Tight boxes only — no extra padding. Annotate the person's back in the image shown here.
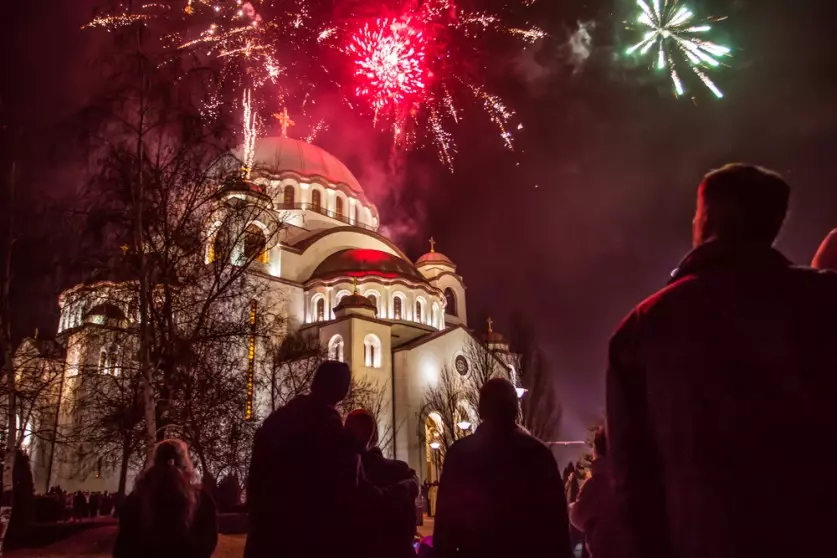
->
[434,378,571,558]
[113,440,217,558]
[245,361,362,558]
[607,164,837,558]
[569,428,629,558]
[346,409,420,558]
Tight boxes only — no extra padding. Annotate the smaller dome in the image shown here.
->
[334,293,377,313]
[416,251,455,268]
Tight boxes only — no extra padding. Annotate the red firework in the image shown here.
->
[346,17,428,116]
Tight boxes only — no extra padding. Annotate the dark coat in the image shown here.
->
[245,394,407,558]
[433,423,572,558]
[113,487,217,558]
[607,241,837,558]
[361,447,420,558]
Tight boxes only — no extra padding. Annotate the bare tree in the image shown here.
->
[508,312,562,443]
[0,157,18,554]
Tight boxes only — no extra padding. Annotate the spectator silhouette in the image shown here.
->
[569,427,628,558]
[345,408,419,558]
[113,439,217,558]
[245,360,406,558]
[607,163,837,558]
[433,377,572,558]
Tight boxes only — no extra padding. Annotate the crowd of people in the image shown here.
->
[112,163,837,557]
[39,486,117,522]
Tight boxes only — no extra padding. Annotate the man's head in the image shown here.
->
[345,409,378,450]
[310,360,351,406]
[478,378,519,426]
[693,164,790,248]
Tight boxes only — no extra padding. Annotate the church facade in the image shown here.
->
[18,136,515,493]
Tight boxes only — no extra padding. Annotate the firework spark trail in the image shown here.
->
[242,89,258,177]
[626,0,730,98]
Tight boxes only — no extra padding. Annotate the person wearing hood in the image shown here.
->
[569,427,628,558]
[345,409,419,558]
[433,378,572,558]
[607,164,837,558]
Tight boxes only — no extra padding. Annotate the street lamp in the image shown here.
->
[456,420,472,431]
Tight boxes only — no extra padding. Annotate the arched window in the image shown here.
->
[211,227,231,264]
[243,224,268,264]
[364,334,382,368]
[444,288,457,316]
[366,293,378,316]
[311,189,322,211]
[393,296,403,320]
[432,302,441,329]
[335,197,344,217]
[352,203,359,224]
[415,300,422,324]
[328,335,345,362]
[316,297,325,322]
[282,185,295,208]
[99,344,121,375]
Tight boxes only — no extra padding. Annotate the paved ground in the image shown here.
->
[6,517,435,557]
[5,526,245,558]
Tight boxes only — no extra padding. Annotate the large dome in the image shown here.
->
[309,249,426,283]
[248,136,364,194]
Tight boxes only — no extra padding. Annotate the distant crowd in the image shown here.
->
[111,163,837,558]
[40,486,117,522]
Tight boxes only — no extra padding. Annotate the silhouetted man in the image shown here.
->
[433,378,572,558]
[345,409,419,558]
[245,361,368,558]
[607,164,837,558]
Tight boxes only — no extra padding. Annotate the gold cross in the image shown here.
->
[272,107,295,138]
[486,316,494,334]
[429,237,436,253]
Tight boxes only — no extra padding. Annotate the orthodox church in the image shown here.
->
[18,131,515,493]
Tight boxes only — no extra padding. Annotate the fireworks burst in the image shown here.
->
[84,0,542,170]
[626,0,731,98]
[347,18,427,119]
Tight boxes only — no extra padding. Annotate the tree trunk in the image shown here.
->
[117,436,131,498]
[0,162,18,556]
[132,26,156,465]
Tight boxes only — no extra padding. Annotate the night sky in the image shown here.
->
[3,0,837,447]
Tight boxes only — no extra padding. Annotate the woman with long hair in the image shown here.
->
[113,439,217,558]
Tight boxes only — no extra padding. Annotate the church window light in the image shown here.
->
[444,289,457,316]
[243,224,268,264]
[328,335,345,362]
[316,297,325,322]
[393,296,403,320]
[311,189,322,211]
[364,334,382,368]
[415,301,422,324]
[283,185,295,208]
[335,196,344,217]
